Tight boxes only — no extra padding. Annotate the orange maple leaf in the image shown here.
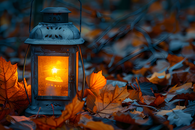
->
[0,57,31,110]
[86,84,129,117]
[33,95,84,129]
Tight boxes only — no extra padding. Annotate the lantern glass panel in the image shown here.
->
[38,56,69,96]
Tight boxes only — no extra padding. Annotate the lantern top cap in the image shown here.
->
[41,7,71,13]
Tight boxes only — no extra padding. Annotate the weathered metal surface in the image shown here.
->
[25,45,78,116]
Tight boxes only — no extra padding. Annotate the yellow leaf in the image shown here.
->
[0,57,31,110]
[78,114,114,130]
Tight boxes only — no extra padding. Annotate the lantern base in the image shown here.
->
[24,101,67,117]
[25,107,63,117]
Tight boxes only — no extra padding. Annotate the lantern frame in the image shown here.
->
[24,0,85,116]
[25,45,79,116]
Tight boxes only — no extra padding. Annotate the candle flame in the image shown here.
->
[52,68,57,74]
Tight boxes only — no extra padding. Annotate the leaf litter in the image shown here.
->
[1,0,195,129]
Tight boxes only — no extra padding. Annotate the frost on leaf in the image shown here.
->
[166,110,192,127]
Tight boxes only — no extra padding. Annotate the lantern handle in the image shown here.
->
[29,0,34,33]
[29,0,82,35]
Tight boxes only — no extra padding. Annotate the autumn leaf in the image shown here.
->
[128,80,144,103]
[78,114,114,130]
[113,111,136,124]
[170,93,195,105]
[86,70,107,97]
[149,94,165,107]
[32,95,84,129]
[167,54,184,67]
[0,57,31,110]
[86,85,129,117]
[166,110,193,127]
[128,89,144,103]
[79,71,107,98]
[156,105,186,116]
[147,71,170,85]
[168,82,192,93]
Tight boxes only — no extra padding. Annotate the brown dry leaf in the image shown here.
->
[128,79,145,103]
[113,111,136,124]
[33,95,84,129]
[167,54,184,67]
[151,13,180,36]
[170,93,195,105]
[193,84,195,92]
[0,57,31,110]
[171,71,195,85]
[84,29,102,42]
[151,60,170,73]
[148,1,163,13]
[132,67,150,76]
[147,71,170,85]
[128,89,144,103]
[78,114,114,130]
[169,82,192,93]
[0,124,12,130]
[156,105,186,116]
[181,44,195,58]
[91,85,129,117]
[149,94,165,107]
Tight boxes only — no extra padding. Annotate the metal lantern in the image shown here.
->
[24,2,84,116]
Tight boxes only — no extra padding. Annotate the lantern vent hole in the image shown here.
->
[59,27,62,30]
[55,35,58,38]
[47,27,49,29]
[45,35,48,37]
[53,17,56,21]
[49,35,52,38]
[59,35,62,38]
[55,27,58,30]
[50,27,53,29]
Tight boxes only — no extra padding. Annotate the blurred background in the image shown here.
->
[1,0,195,86]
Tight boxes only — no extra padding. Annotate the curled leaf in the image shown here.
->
[85,71,107,97]
[86,70,107,89]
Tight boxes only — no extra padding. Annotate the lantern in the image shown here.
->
[24,4,84,116]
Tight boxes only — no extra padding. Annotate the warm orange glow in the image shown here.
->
[38,56,69,96]
[45,76,63,82]
[52,68,57,74]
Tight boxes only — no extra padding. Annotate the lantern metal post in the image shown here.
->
[24,6,84,116]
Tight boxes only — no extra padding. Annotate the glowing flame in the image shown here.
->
[52,68,57,74]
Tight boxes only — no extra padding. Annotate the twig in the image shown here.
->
[88,0,158,49]
[35,107,41,119]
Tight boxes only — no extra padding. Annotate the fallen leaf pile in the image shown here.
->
[1,0,195,129]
